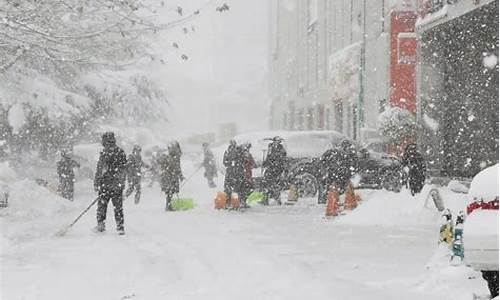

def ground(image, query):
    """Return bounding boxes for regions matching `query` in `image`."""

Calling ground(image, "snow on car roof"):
[468,164,499,200]
[233,130,347,159]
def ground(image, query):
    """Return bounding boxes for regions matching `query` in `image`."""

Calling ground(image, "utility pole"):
[358,0,367,141]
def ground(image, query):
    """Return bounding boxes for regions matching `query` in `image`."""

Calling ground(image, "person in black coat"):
[262,136,287,205]
[160,147,184,211]
[402,143,426,196]
[125,145,149,204]
[241,143,257,207]
[317,147,350,204]
[232,144,247,205]
[94,132,128,234]
[223,140,239,205]
[202,143,217,188]
[170,141,184,180]
[57,150,80,201]
[340,139,359,179]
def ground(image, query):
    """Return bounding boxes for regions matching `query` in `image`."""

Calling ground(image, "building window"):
[379,98,386,113]
[297,109,304,131]
[282,113,288,130]
[325,107,331,130]
[397,32,417,64]
[307,107,314,130]
[317,104,325,129]
[352,104,358,140]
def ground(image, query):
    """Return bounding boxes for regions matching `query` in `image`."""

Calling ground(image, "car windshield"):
[233,131,346,161]
[284,132,344,158]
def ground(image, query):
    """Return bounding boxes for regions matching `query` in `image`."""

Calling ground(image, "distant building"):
[416,0,498,177]
[268,0,417,144]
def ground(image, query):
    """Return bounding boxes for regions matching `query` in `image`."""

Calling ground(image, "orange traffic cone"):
[344,183,357,210]
[287,184,299,203]
[214,192,226,210]
[325,185,339,217]
[230,193,240,210]
[355,193,362,204]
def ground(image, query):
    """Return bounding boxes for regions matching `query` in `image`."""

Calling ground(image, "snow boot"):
[117,227,125,235]
[94,222,105,233]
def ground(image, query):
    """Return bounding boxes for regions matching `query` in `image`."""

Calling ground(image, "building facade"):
[416,0,498,177]
[268,0,417,143]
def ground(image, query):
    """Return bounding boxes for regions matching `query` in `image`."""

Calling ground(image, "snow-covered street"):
[0,160,490,300]
[0,0,498,299]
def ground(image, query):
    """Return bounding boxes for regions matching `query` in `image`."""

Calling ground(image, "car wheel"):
[293,172,318,197]
[381,170,402,193]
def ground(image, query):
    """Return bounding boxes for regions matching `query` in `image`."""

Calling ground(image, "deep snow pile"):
[468,164,499,200]
[0,180,77,246]
[415,244,489,300]
[337,188,437,226]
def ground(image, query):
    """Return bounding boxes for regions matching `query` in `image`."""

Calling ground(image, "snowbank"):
[0,180,75,246]
[0,161,17,183]
[337,188,436,226]
[415,244,489,300]
[468,164,498,200]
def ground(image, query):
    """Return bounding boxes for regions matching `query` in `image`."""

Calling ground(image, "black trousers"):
[126,176,141,203]
[59,178,74,201]
[263,169,282,203]
[97,188,124,230]
[164,190,175,211]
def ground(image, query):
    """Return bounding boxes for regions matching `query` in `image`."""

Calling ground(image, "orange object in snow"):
[214,192,226,210]
[325,185,339,217]
[230,193,240,210]
[355,193,362,204]
[344,183,357,210]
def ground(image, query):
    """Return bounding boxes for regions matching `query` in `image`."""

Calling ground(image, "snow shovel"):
[170,194,195,211]
[55,197,99,236]
[179,165,202,190]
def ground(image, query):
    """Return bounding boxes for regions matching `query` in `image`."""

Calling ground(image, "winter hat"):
[102,132,116,147]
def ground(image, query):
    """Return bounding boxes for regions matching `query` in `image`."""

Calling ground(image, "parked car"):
[463,164,499,298]
[357,140,403,192]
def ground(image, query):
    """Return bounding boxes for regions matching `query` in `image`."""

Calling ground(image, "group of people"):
[214,136,287,207]
[220,140,257,208]
[56,132,185,235]
[56,131,427,234]
[216,137,427,206]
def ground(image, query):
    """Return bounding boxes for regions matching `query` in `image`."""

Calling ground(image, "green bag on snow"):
[171,198,195,211]
[247,192,265,205]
